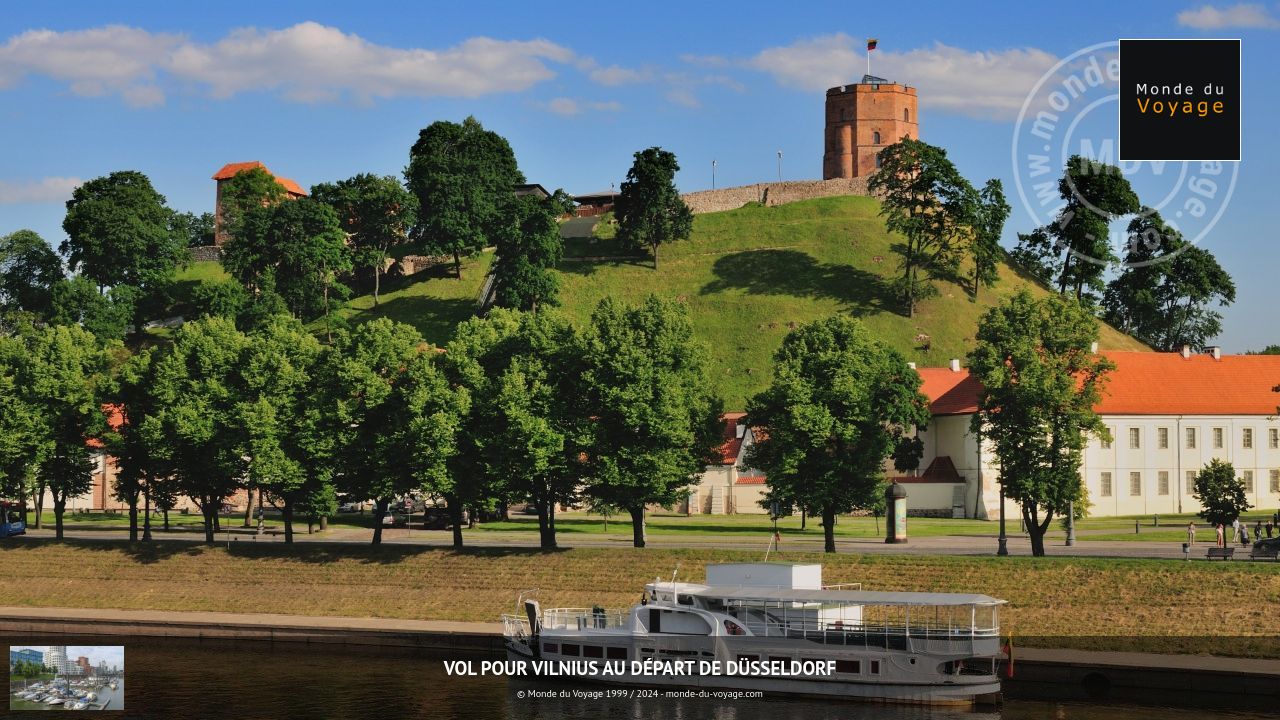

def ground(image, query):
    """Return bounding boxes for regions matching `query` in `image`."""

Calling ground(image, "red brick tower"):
[823,76,919,179]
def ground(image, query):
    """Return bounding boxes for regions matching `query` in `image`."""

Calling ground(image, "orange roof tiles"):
[212,161,307,197]
[912,351,1280,417]
[718,412,747,464]
[736,475,766,485]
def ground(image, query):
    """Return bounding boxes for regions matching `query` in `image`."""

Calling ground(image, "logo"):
[1011,41,1237,269]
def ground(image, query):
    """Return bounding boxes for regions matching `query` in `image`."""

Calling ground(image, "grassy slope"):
[558,197,1146,408]
[1,542,1276,655]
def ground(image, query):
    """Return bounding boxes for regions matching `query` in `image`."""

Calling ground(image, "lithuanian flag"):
[867,38,878,52]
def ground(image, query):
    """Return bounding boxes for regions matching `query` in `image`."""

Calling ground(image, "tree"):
[491,194,564,311]
[146,317,251,543]
[311,174,418,307]
[60,171,188,335]
[581,296,722,547]
[188,279,250,323]
[217,166,288,245]
[49,277,135,341]
[971,179,1011,300]
[968,290,1113,556]
[445,309,585,549]
[746,316,930,552]
[868,139,976,316]
[1193,459,1250,528]
[171,211,216,248]
[0,229,63,319]
[1249,345,1280,355]
[106,348,170,541]
[614,147,693,270]
[15,325,111,539]
[222,198,352,330]
[0,333,46,527]
[406,116,524,279]
[1102,210,1236,351]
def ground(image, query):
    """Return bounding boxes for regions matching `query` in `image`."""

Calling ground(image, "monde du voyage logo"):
[1119,39,1241,162]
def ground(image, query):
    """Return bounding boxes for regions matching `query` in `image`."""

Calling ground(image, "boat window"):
[737,654,759,662]
[541,642,559,654]
[677,595,695,606]
[769,656,790,664]
[724,619,746,635]
[835,660,860,674]
[561,644,581,657]
[870,660,881,675]
[583,645,604,658]
[606,647,627,660]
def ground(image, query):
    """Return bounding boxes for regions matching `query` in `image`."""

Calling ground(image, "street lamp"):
[776,150,783,181]
[1066,500,1076,546]
[997,479,1008,556]
[712,159,717,189]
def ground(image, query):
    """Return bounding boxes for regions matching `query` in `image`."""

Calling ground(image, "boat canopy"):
[686,586,1005,607]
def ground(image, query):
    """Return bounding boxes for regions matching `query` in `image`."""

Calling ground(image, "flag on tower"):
[867,38,878,52]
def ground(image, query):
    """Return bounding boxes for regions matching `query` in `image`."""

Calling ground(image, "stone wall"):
[681,177,871,215]
[190,245,223,262]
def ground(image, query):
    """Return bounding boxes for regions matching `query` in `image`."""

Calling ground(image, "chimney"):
[1209,346,1222,360]
[1181,345,1191,359]
[949,359,961,372]
[1090,341,1098,353]
[907,362,916,370]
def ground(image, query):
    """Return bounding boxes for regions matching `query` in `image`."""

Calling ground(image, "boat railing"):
[540,607,631,631]
[821,582,863,590]
[739,616,999,647]
[501,614,532,643]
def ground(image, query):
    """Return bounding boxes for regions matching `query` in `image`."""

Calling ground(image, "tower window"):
[873,131,881,145]
[904,108,909,122]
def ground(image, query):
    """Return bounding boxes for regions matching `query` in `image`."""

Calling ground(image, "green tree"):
[297,479,338,534]
[188,278,250,323]
[491,194,564,310]
[1102,210,1235,351]
[1248,345,1280,355]
[868,139,976,316]
[217,166,288,245]
[971,179,1011,300]
[445,309,585,549]
[49,277,136,341]
[745,316,930,552]
[0,230,64,319]
[223,198,352,330]
[581,296,722,547]
[311,173,418,307]
[0,333,46,527]
[60,171,188,335]
[147,317,251,543]
[614,147,693,270]
[1193,459,1250,528]
[171,211,216,248]
[968,290,1113,556]
[105,348,170,541]
[406,116,524,279]
[15,325,112,539]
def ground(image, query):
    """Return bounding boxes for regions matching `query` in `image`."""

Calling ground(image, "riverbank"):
[2,540,1278,657]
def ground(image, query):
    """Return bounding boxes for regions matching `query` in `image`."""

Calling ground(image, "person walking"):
[1187,522,1196,546]
[1216,523,1225,548]
[1241,523,1251,546]
[1267,521,1274,539]
[1255,520,1263,543]
[1232,518,1241,544]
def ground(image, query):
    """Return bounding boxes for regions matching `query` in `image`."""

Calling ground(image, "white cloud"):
[588,64,652,86]
[679,53,731,68]
[1177,3,1280,28]
[537,97,622,116]
[0,176,82,204]
[665,87,700,108]
[0,22,578,105]
[747,34,1059,120]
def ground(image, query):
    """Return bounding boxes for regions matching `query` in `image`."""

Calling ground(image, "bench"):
[1249,545,1279,561]
[1206,547,1235,560]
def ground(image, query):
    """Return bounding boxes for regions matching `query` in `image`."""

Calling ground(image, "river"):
[6,639,1274,719]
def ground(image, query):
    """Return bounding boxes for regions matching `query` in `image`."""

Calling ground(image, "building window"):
[1100,472,1112,497]
[1158,427,1169,449]
[1213,427,1224,449]
[1187,470,1197,491]
[1129,428,1141,449]
[1271,428,1279,449]
[1243,428,1254,449]
[1186,427,1197,449]
[873,130,881,144]
[835,660,861,674]
[1271,469,1280,494]
[904,108,910,122]
[1158,471,1169,495]
[1102,429,1113,450]
[870,660,881,675]
[1243,470,1254,493]
[1129,471,1142,496]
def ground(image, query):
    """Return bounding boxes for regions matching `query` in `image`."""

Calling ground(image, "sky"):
[11,645,124,668]
[0,1,1276,350]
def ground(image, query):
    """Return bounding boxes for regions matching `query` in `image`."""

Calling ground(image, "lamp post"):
[1066,500,1076,546]
[997,481,1008,556]
[776,150,783,181]
[712,159,717,189]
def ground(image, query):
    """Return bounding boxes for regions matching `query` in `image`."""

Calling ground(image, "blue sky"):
[1,1,1276,350]
[11,645,124,668]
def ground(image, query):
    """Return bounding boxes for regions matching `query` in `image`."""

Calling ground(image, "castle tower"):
[823,75,919,179]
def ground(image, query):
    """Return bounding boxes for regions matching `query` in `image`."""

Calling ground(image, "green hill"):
[177,195,1147,409]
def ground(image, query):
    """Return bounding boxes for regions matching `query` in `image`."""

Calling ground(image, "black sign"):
[1119,39,1240,161]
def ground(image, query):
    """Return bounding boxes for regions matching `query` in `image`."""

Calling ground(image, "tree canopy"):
[746,316,930,552]
[0,229,63,320]
[491,193,564,311]
[614,147,693,270]
[968,289,1113,556]
[311,173,418,307]
[1193,459,1250,528]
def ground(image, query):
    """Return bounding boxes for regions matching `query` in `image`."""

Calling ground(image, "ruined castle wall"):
[681,177,872,215]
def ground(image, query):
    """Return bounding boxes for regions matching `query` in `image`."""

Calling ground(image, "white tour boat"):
[502,562,1006,705]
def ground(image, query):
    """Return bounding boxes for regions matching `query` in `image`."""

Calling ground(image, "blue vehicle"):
[1,500,26,537]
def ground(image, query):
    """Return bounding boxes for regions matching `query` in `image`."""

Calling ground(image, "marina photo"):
[9,646,123,711]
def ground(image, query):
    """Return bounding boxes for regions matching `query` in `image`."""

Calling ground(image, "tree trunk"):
[1025,507,1051,557]
[53,495,66,540]
[447,494,464,549]
[536,499,556,550]
[142,491,152,542]
[800,508,806,530]
[33,483,45,529]
[319,515,328,532]
[282,497,294,544]
[163,509,170,531]
[822,506,837,553]
[243,486,255,527]
[629,505,646,548]
[127,494,139,542]
[373,257,382,307]
[202,498,216,544]
[652,243,659,270]
[453,250,463,279]
[372,497,389,545]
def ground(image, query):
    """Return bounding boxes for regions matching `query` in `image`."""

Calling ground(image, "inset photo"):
[9,646,124,711]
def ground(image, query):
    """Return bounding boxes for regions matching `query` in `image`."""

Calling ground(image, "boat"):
[502,562,1007,706]
[85,692,97,702]
[69,701,88,710]
[109,681,118,690]
[45,695,64,705]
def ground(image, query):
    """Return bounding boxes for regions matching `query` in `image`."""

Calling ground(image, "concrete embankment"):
[4,607,1278,708]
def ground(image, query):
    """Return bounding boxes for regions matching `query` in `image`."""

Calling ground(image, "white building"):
[45,646,70,675]
[694,350,1280,519]
[687,413,770,514]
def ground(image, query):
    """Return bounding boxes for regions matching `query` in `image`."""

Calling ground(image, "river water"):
[5,639,1273,720]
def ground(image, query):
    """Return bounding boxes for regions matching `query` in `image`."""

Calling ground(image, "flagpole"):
[867,46,871,78]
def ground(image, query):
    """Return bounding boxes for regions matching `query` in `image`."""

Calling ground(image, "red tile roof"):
[914,351,1280,417]
[735,475,766,485]
[86,404,125,450]
[718,412,747,464]
[212,161,307,197]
